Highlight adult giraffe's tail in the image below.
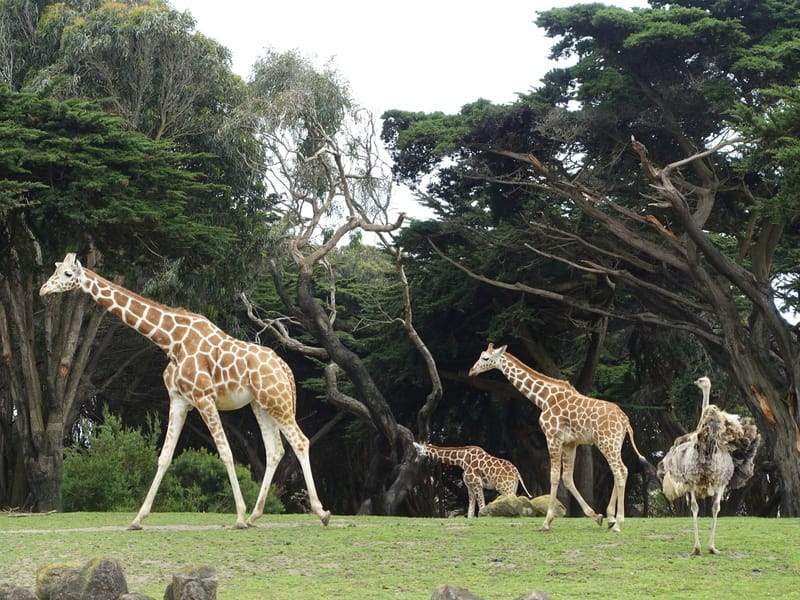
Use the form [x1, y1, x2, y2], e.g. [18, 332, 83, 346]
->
[626, 420, 658, 481]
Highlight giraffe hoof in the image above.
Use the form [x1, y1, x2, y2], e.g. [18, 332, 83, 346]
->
[233, 521, 248, 530]
[692, 547, 701, 556]
[607, 519, 616, 530]
[245, 519, 256, 528]
[595, 514, 604, 526]
[127, 523, 143, 531]
[610, 525, 621, 533]
[320, 510, 331, 527]
[709, 547, 720, 555]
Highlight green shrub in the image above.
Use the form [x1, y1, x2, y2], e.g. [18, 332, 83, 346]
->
[154, 447, 284, 515]
[63, 414, 159, 512]
[63, 414, 284, 515]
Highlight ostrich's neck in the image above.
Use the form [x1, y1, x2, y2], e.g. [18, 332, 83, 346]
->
[701, 386, 710, 414]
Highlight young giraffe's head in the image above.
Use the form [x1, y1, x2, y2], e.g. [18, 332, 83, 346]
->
[468, 342, 508, 377]
[40, 253, 85, 297]
[412, 442, 431, 457]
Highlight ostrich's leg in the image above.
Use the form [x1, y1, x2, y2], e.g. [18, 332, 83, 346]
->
[708, 488, 723, 554]
[690, 491, 701, 556]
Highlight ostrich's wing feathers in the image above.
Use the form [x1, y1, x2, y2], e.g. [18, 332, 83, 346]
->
[728, 420, 761, 490]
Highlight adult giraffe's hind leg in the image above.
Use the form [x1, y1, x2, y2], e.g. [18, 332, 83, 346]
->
[197, 398, 248, 529]
[246, 405, 285, 526]
[129, 395, 190, 530]
[561, 443, 603, 526]
[276, 419, 331, 526]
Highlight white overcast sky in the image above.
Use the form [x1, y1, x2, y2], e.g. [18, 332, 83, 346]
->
[171, 0, 646, 219]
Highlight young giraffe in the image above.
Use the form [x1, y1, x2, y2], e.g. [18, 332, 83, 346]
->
[40, 254, 330, 529]
[469, 343, 652, 532]
[413, 442, 531, 518]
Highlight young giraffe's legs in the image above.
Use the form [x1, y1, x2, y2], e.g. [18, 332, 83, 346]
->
[463, 472, 482, 518]
[466, 484, 476, 518]
[561, 443, 603, 525]
[246, 405, 285, 526]
[690, 491, 701, 555]
[197, 398, 248, 529]
[542, 442, 563, 531]
[276, 419, 331, 525]
[708, 487, 723, 555]
[129, 395, 190, 530]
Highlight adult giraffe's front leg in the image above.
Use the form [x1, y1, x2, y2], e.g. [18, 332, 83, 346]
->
[197, 397, 249, 529]
[561, 443, 603, 526]
[129, 394, 190, 530]
[541, 442, 563, 531]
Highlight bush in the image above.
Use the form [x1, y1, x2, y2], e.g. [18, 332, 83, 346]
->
[155, 448, 284, 515]
[63, 414, 284, 514]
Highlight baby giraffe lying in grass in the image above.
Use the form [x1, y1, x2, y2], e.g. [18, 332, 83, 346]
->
[413, 442, 531, 518]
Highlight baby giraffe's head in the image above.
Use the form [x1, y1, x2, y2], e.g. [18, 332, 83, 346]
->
[39, 253, 84, 297]
[412, 442, 431, 457]
[468, 342, 508, 377]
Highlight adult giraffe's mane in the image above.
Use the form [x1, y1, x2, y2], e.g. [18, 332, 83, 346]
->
[504, 352, 578, 393]
[87, 269, 198, 318]
[425, 444, 482, 452]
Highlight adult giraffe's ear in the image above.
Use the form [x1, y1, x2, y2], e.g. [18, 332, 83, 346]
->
[495, 344, 508, 355]
[487, 342, 495, 351]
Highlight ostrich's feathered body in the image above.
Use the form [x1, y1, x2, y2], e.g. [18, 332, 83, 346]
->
[657, 405, 760, 501]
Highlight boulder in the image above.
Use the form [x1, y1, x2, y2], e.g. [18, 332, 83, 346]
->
[430, 585, 485, 600]
[35, 563, 84, 600]
[119, 595, 155, 600]
[163, 566, 217, 600]
[530, 495, 566, 518]
[514, 593, 551, 600]
[81, 558, 128, 600]
[478, 495, 566, 518]
[0, 585, 37, 600]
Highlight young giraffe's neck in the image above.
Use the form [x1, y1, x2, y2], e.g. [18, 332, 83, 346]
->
[80, 269, 178, 353]
[499, 352, 574, 411]
[424, 445, 471, 468]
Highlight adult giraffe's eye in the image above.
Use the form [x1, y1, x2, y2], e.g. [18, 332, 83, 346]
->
[64, 271, 73, 277]
[482, 356, 488, 361]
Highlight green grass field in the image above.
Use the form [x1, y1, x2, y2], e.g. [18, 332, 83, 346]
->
[1, 513, 797, 599]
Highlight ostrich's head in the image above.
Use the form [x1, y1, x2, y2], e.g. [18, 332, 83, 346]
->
[469, 343, 508, 376]
[40, 253, 85, 297]
[412, 442, 431, 457]
[694, 376, 711, 392]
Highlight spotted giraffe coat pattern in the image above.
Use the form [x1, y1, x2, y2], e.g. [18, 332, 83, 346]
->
[414, 442, 531, 518]
[470, 343, 651, 532]
[40, 254, 330, 529]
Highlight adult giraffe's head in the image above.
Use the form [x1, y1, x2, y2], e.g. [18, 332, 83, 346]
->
[468, 342, 508, 377]
[40, 253, 85, 297]
[412, 442, 431, 457]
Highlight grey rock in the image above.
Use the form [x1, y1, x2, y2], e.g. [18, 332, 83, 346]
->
[163, 567, 217, 600]
[81, 558, 128, 600]
[478, 494, 566, 518]
[34, 563, 84, 600]
[430, 585, 485, 600]
[119, 594, 155, 600]
[514, 593, 551, 600]
[0, 584, 37, 600]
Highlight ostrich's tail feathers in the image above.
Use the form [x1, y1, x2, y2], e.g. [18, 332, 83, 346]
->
[729, 420, 762, 490]
[661, 470, 687, 502]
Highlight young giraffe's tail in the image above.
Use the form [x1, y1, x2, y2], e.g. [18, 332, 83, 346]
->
[625, 420, 658, 481]
[516, 469, 533, 498]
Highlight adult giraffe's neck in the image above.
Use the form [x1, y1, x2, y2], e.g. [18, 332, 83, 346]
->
[499, 352, 571, 411]
[80, 269, 176, 353]
[425, 445, 470, 468]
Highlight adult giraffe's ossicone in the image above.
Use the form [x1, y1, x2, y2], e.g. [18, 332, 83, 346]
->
[469, 342, 654, 532]
[40, 253, 331, 529]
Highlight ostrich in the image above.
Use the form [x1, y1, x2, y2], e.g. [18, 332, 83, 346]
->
[657, 376, 761, 555]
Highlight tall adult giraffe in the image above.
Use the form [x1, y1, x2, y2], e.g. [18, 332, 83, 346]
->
[469, 343, 652, 532]
[40, 253, 330, 529]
